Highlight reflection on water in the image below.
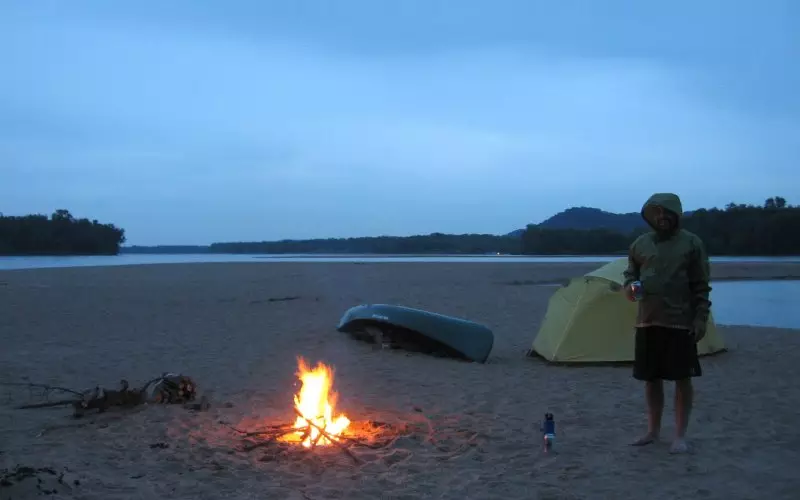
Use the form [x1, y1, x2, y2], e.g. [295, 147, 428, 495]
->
[710, 280, 800, 329]
[1, 253, 799, 270]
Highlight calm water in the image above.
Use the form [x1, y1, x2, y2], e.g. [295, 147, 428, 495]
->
[532, 280, 800, 329]
[710, 280, 800, 329]
[1, 253, 799, 270]
[1, 254, 798, 329]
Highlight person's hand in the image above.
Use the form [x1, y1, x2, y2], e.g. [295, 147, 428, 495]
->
[692, 320, 707, 343]
[624, 283, 636, 302]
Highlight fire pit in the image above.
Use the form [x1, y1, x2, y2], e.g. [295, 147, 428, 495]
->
[234, 357, 405, 463]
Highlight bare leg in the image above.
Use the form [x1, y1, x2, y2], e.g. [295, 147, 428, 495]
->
[670, 378, 693, 453]
[631, 380, 663, 446]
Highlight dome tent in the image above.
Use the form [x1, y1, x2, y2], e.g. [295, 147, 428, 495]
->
[528, 258, 726, 363]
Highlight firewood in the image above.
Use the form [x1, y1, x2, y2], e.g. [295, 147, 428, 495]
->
[292, 408, 361, 464]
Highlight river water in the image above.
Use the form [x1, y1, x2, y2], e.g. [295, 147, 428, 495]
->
[1, 254, 798, 329]
[2, 253, 799, 270]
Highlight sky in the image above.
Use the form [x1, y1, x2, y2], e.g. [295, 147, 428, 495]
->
[1, 0, 798, 245]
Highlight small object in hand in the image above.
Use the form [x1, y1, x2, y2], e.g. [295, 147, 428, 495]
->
[629, 281, 644, 301]
[540, 413, 556, 452]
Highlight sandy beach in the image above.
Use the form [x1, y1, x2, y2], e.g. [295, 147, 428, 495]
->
[1, 261, 799, 500]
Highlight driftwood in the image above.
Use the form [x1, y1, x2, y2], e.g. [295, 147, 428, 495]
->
[0, 382, 84, 399]
[16, 399, 80, 410]
[241, 427, 310, 453]
[71, 380, 148, 418]
[267, 296, 301, 302]
[4, 373, 198, 418]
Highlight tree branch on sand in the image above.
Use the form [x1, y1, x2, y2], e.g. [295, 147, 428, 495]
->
[0, 382, 84, 399]
[2, 373, 198, 418]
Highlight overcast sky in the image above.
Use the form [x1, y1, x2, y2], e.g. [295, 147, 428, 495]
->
[2, 1, 798, 245]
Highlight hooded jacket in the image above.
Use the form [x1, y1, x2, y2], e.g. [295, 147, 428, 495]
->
[622, 193, 712, 331]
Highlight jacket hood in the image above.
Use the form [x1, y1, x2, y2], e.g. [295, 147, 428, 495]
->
[641, 193, 683, 231]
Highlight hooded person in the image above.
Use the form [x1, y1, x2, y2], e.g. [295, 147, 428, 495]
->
[622, 193, 712, 454]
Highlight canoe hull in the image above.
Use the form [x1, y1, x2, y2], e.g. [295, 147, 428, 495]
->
[336, 304, 494, 363]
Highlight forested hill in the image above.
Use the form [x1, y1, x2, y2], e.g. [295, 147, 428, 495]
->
[537, 207, 645, 233]
[505, 207, 655, 237]
[521, 206, 697, 234]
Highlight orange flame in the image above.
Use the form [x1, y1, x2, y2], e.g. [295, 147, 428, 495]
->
[289, 357, 350, 447]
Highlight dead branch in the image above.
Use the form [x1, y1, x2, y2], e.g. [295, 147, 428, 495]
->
[219, 422, 253, 435]
[223, 421, 296, 437]
[8, 374, 198, 418]
[244, 424, 296, 437]
[341, 433, 401, 450]
[293, 408, 361, 464]
[267, 296, 301, 302]
[242, 428, 308, 452]
[16, 399, 77, 410]
[310, 430, 323, 449]
[245, 428, 294, 438]
[0, 382, 84, 398]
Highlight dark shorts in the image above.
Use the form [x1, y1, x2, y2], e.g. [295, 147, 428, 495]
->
[633, 325, 702, 381]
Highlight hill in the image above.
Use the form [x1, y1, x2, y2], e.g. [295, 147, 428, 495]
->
[536, 207, 644, 233]
[507, 206, 696, 236]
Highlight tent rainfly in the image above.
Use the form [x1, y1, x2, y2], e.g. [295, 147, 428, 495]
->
[529, 258, 726, 363]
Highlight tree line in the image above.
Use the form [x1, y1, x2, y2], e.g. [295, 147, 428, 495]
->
[208, 232, 522, 255]
[4, 197, 798, 256]
[520, 196, 799, 256]
[211, 197, 800, 256]
[0, 209, 126, 256]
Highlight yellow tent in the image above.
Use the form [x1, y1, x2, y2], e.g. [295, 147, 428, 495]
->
[529, 258, 726, 363]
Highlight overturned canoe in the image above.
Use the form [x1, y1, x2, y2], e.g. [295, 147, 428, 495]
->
[336, 304, 494, 363]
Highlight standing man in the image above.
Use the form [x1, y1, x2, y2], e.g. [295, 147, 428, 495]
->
[622, 193, 712, 454]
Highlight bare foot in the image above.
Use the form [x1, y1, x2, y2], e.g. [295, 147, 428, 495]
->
[630, 433, 659, 446]
[669, 438, 690, 454]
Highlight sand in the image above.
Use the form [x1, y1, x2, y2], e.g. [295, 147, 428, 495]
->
[1, 261, 799, 500]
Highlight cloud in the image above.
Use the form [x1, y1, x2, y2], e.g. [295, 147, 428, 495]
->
[0, 9, 797, 244]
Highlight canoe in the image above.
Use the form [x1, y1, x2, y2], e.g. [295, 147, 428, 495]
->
[336, 303, 494, 363]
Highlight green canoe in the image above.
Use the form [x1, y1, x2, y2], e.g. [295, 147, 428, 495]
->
[336, 304, 494, 363]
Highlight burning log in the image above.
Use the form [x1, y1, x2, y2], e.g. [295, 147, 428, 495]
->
[240, 426, 312, 453]
[292, 408, 361, 463]
[243, 424, 296, 438]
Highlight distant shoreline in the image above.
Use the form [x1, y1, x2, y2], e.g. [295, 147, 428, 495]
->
[91, 250, 800, 259]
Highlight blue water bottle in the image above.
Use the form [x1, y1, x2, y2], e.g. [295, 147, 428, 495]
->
[630, 281, 644, 301]
[541, 413, 555, 451]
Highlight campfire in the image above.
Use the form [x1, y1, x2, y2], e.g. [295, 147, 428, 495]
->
[281, 357, 351, 448]
[231, 356, 406, 464]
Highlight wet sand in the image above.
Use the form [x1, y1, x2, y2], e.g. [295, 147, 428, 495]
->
[1, 262, 799, 499]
